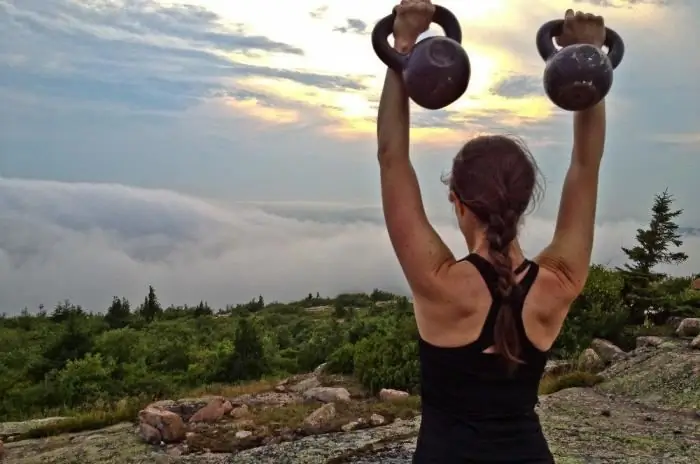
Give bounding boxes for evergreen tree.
[139,285,162,322]
[622,189,687,273]
[620,189,688,323]
[50,300,85,323]
[193,301,213,317]
[219,317,267,382]
[105,296,131,329]
[29,311,93,382]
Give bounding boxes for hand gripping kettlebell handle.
[371,5,463,72]
[535,19,625,69]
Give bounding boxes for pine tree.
[620,189,688,324]
[219,317,268,382]
[622,189,687,273]
[50,300,85,323]
[139,285,162,322]
[193,301,213,317]
[105,296,131,329]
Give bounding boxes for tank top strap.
[462,254,535,299]
[463,254,539,349]
[513,259,531,275]
[515,261,540,306]
[463,254,499,298]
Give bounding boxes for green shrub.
[353,317,420,394]
[326,343,356,375]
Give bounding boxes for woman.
[377,2,607,463]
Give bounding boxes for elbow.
[376,138,408,167]
[377,148,403,170]
[570,149,603,172]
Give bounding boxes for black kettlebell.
[371,5,470,110]
[536,19,625,111]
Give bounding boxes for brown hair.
[444,134,542,369]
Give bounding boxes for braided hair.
[486,210,524,366]
[445,135,542,370]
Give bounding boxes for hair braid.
[485,209,523,371]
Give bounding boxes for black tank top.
[413,254,555,463]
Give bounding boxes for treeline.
[0,190,697,422]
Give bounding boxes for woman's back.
[413,254,554,463]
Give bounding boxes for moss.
[539,371,604,395]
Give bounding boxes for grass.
[15,397,143,440]
[183,377,281,398]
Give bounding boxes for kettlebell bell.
[536,19,625,111]
[371,5,471,110]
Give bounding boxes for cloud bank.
[1,0,698,314]
[1,177,697,315]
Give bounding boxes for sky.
[0,0,698,313]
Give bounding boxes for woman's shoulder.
[416,257,492,314]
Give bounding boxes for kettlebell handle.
[535,19,625,69]
[371,5,463,72]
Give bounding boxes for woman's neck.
[470,239,526,267]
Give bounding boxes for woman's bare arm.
[377,66,456,298]
[536,9,609,300]
[537,101,606,296]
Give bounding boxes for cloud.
[1,0,699,242]
[647,132,700,146]
[309,5,329,20]
[1,177,697,315]
[490,76,543,99]
[333,19,370,35]
[572,0,670,7]
[0,0,366,112]
[2,0,303,55]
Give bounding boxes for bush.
[326,343,356,375]
[353,317,420,394]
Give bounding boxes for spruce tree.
[620,189,688,323]
[139,285,162,322]
[105,296,131,329]
[220,317,268,382]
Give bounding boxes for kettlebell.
[536,19,625,111]
[371,5,471,110]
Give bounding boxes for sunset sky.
[0,0,698,311]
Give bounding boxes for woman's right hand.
[556,9,606,48]
[393,0,434,53]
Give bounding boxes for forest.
[0,190,698,428]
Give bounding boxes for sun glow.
[176,0,672,139]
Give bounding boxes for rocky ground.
[3,319,699,463]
